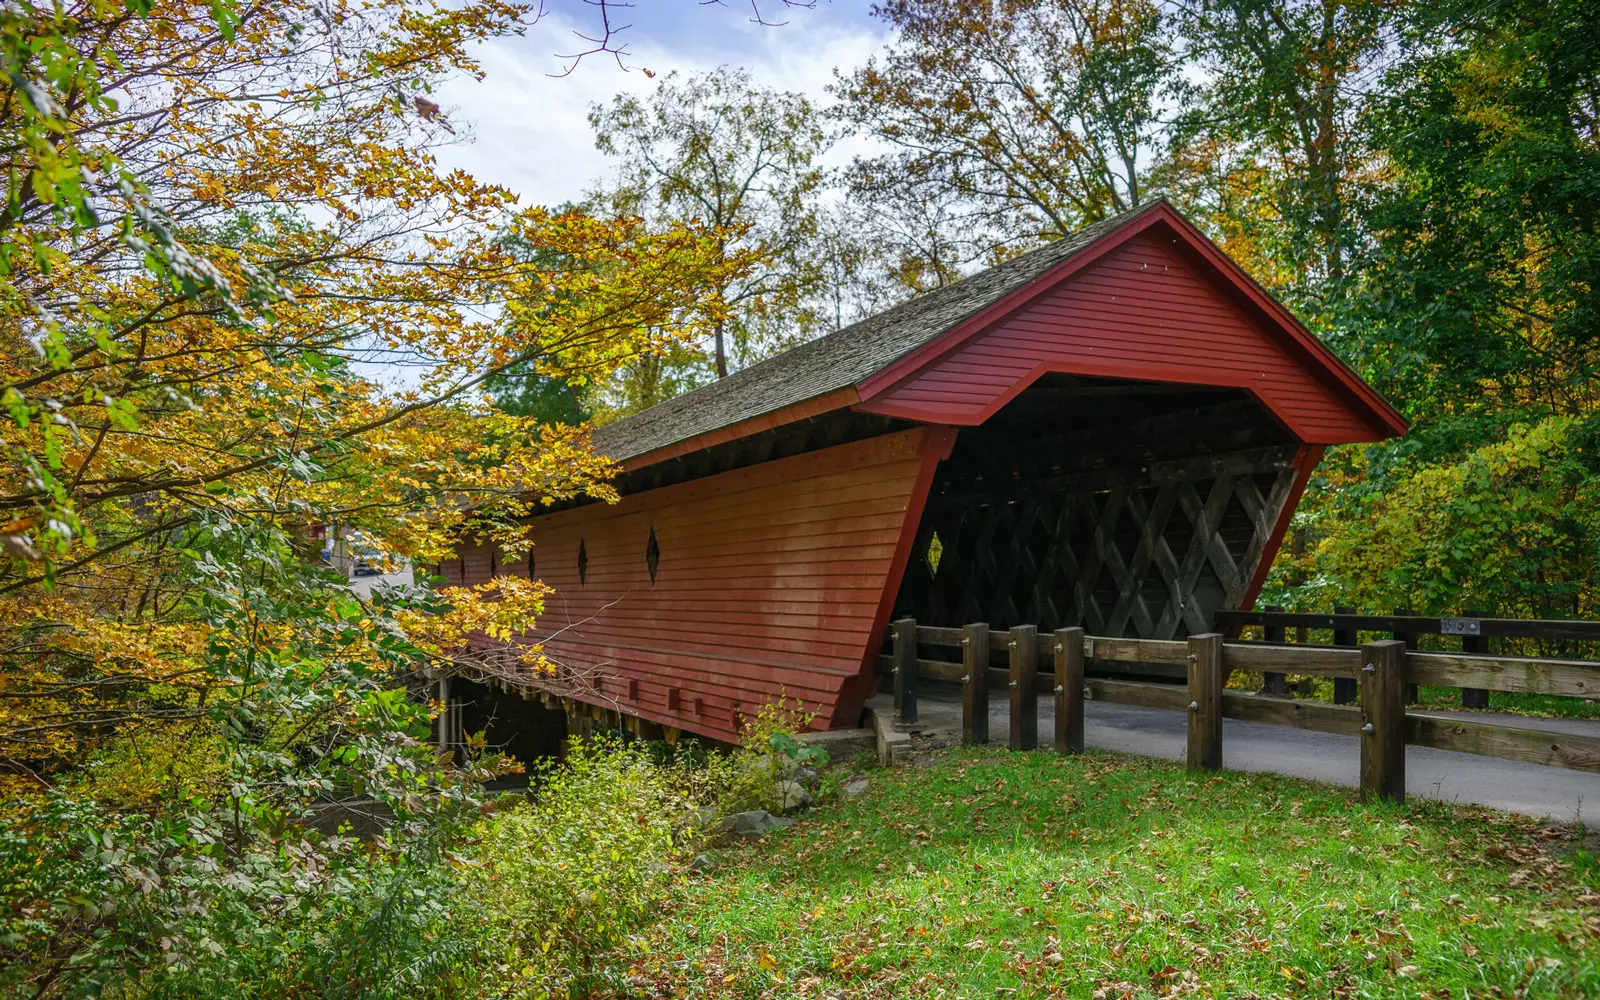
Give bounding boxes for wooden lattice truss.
[895,445,1301,639]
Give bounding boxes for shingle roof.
[591,209,1146,463]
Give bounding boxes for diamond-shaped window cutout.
[577,539,587,584]
[926,532,943,576]
[646,527,660,584]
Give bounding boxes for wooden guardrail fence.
[879,618,1600,803]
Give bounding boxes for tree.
[1351,0,1600,435]
[1256,0,1600,622]
[835,0,1186,272]
[1172,0,1396,303]
[0,1,748,992]
[589,66,832,380]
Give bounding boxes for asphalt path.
[874,686,1600,822]
[347,568,414,598]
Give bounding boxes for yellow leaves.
[0,0,756,813]
[396,576,553,674]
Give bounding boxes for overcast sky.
[431,1,891,207]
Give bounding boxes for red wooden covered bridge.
[442,201,1406,744]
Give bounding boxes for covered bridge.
[442,201,1406,744]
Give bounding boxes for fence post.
[962,622,990,745]
[893,617,917,725]
[1054,626,1085,754]
[1009,625,1038,750]
[1461,609,1490,709]
[1261,604,1289,697]
[1359,639,1407,803]
[1187,633,1224,772]
[1394,607,1419,704]
[1332,605,1358,704]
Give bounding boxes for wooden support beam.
[1227,644,1356,678]
[1461,610,1490,709]
[1187,633,1224,771]
[1054,626,1085,754]
[1407,714,1600,774]
[893,617,918,724]
[962,622,990,745]
[1222,690,1361,735]
[1260,604,1289,697]
[1086,637,1189,665]
[1360,640,1407,803]
[1405,651,1600,698]
[1009,625,1038,750]
[1086,678,1189,711]
[1332,605,1358,705]
[1394,607,1419,704]
[635,717,666,741]
[937,444,1300,507]
[1217,608,1600,643]
[434,675,451,751]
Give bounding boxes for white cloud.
[431,10,890,208]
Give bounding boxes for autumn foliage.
[0,1,750,994]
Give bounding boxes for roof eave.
[611,386,862,472]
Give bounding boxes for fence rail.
[1214,609,1600,643]
[879,619,1600,802]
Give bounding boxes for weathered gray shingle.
[592,209,1142,462]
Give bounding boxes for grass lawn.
[1412,686,1600,721]
[612,748,1600,999]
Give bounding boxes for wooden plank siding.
[856,232,1375,444]
[457,427,953,743]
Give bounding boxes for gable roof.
[591,211,1136,463]
[591,201,1405,466]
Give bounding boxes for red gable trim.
[854,202,1407,440]
[1155,208,1407,439]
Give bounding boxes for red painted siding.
[857,231,1380,443]
[463,427,950,743]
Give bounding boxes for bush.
[459,711,828,997]
[0,794,478,1000]
[2,713,821,999]
[462,735,713,996]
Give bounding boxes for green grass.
[611,748,1600,999]
[1414,686,1600,721]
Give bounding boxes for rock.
[716,810,796,843]
[688,853,717,873]
[842,776,871,799]
[871,708,912,766]
[799,727,877,761]
[775,780,815,813]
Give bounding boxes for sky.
[431,1,892,208]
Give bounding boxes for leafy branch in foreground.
[0,3,752,996]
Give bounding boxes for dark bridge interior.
[891,373,1301,639]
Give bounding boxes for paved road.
[348,568,414,598]
[872,686,1600,822]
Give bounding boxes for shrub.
[462,735,703,996]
